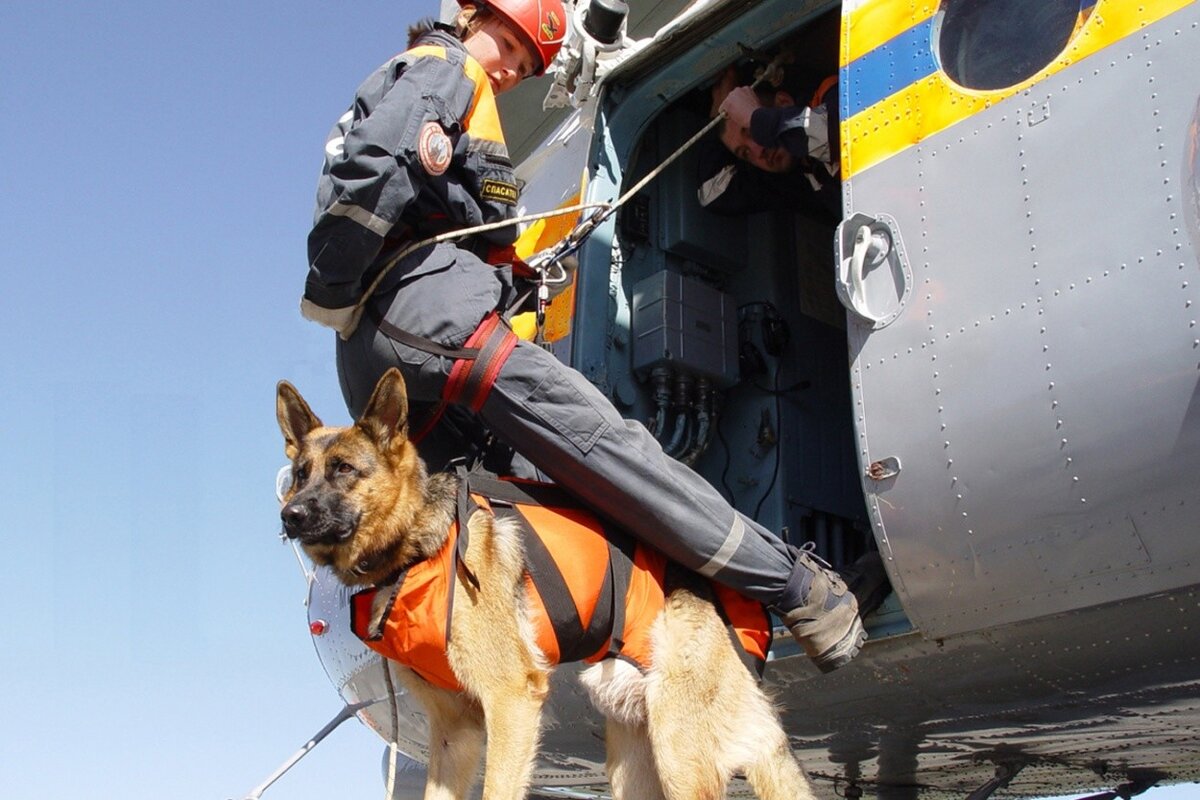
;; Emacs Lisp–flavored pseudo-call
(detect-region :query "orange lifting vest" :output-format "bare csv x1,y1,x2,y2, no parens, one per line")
350,473,771,692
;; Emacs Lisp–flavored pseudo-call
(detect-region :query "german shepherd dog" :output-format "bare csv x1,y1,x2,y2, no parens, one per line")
276,368,816,800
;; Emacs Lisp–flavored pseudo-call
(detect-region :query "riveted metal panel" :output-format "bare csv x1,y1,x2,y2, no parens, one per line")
844,4,1200,638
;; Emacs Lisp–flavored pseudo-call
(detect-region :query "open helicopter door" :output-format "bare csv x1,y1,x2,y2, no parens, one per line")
831,0,1198,639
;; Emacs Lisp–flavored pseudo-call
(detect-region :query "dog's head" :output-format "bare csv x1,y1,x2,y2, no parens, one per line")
275,368,427,584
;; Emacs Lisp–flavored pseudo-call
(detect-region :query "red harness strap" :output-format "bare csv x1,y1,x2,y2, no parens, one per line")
443,312,519,412
366,305,519,444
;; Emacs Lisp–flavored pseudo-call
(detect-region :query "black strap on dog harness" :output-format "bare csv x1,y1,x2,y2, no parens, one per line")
453,465,483,593
367,306,520,444
435,468,764,676
458,469,636,664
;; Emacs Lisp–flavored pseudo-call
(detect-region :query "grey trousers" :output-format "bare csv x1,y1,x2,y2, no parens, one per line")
336,244,799,609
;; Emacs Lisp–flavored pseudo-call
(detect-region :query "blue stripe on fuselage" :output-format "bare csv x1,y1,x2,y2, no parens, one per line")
843,16,939,119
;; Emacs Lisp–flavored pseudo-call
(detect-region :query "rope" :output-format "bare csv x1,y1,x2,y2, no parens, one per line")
533,53,784,267
349,52,789,319
352,201,610,318
382,657,400,800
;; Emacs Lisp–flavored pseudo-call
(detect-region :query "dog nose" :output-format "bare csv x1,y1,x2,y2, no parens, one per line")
281,502,310,536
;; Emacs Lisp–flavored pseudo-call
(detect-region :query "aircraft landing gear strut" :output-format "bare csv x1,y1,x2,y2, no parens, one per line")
966,762,1026,800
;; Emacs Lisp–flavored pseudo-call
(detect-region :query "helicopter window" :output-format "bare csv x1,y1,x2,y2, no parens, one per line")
936,0,1089,91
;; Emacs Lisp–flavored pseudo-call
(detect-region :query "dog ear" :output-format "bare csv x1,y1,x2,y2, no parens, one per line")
358,368,410,448
276,381,323,461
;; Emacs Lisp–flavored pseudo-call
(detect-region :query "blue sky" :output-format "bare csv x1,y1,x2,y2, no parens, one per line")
1,3,1197,800
1,2,415,798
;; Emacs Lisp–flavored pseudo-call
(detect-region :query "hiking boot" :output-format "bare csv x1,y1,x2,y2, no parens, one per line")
779,546,865,673
839,551,891,619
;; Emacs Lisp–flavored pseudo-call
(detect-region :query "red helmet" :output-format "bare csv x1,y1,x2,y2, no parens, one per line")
460,0,567,76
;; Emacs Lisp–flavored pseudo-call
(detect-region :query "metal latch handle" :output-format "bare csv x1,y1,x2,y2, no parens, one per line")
836,213,911,329
849,224,890,320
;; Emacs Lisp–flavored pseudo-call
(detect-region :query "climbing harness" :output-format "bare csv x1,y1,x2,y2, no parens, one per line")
366,305,520,444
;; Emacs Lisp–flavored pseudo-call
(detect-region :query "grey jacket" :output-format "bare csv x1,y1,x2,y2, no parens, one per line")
305,27,520,314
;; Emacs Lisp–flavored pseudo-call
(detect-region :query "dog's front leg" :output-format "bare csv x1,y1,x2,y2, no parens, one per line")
478,687,546,800
425,699,486,800
405,677,486,800
450,514,550,799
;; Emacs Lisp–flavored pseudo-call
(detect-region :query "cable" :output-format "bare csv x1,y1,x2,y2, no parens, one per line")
716,407,736,503
752,357,784,522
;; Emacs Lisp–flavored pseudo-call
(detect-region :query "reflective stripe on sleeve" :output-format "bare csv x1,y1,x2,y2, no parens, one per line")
326,200,394,237
696,515,745,578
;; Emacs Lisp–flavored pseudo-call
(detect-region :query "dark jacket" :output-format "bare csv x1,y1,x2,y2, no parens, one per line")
305,27,520,313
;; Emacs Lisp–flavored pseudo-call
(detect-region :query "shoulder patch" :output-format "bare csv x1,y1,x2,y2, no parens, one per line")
418,121,453,176
481,179,519,206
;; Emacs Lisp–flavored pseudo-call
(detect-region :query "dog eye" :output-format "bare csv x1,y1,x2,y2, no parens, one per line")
336,461,355,475
294,466,309,484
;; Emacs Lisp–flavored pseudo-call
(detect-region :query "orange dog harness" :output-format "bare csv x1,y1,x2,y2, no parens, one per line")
350,472,770,691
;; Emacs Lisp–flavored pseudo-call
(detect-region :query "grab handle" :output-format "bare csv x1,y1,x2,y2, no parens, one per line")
836,213,910,329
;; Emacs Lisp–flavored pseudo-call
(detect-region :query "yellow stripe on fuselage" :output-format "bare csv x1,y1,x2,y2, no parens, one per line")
841,0,1195,180
841,0,937,66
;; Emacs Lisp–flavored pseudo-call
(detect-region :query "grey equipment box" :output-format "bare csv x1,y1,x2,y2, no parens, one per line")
631,270,739,388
